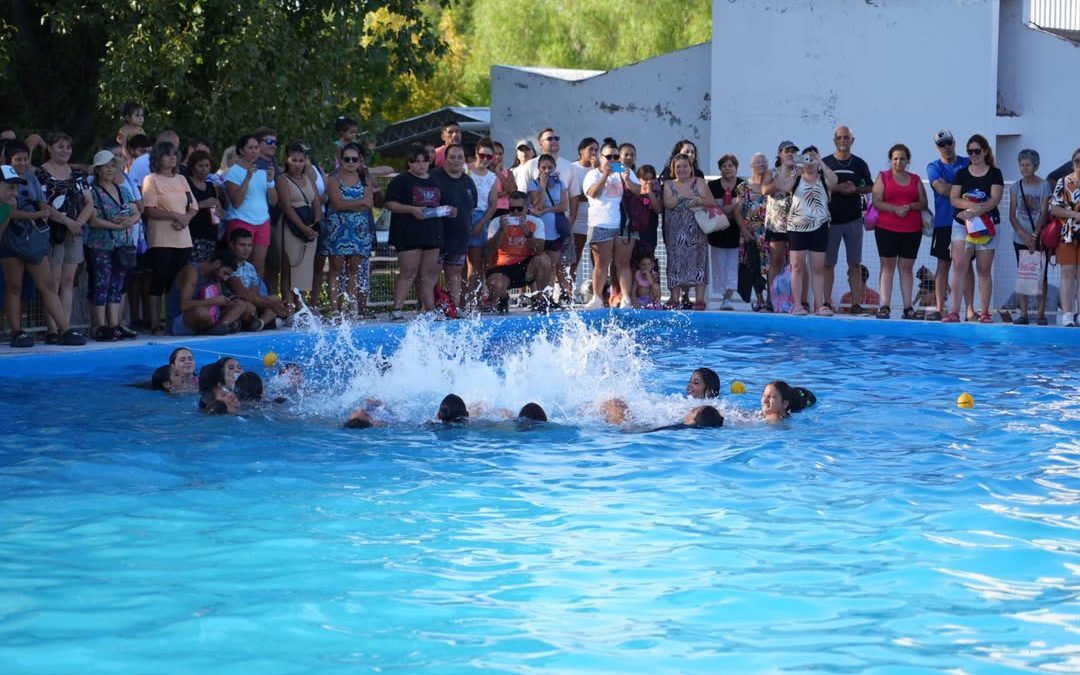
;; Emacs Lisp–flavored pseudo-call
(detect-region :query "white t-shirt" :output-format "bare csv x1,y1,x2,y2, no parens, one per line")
582,168,640,229
467,169,498,211
515,156,575,212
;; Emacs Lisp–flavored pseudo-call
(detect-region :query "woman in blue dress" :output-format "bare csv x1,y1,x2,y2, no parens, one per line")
323,142,374,317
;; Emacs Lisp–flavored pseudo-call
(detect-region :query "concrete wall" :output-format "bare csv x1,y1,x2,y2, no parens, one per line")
490,44,712,169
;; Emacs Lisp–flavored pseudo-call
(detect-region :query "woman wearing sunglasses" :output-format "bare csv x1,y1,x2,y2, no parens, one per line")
465,138,499,308
581,139,641,309
945,134,1003,323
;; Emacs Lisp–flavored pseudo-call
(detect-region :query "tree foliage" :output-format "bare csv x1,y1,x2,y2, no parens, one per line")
0,0,449,161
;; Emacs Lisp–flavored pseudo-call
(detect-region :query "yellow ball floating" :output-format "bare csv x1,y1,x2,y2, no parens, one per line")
957,392,974,409
730,380,747,395
263,351,279,368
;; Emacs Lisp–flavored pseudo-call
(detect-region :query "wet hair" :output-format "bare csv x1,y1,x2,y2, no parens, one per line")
187,149,213,171
150,365,172,391
437,394,469,423
1017,148,1040,168
966,134,995,167
198,362,226,393
767,380,816,414
149,141,177,173
517,402,548,422
344,416,372,429
577,137,598,154
229,228,253,244
234,372,264,400
209,248,239,270
234,134,258,155
169,348,192,366
887,143,911,161
335,116,358,133
121,100,145,119
200,388,228,414
691,367,721,398
792,387,817,412
689,406,724,428
717,154,739,171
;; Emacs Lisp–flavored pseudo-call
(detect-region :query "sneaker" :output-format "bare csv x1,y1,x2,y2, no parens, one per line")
272,317,285,330
618,296,633,309
116,324,138,339
1062,312,1075,327
93,326,114,342
719,303,735,311
245,318,264,332
582,296,605,310
10,331,34,348
57,329,87,346
389,309,406,321
111,326,127,341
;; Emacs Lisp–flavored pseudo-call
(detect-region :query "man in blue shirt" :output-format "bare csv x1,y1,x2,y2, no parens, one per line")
926,130,972,320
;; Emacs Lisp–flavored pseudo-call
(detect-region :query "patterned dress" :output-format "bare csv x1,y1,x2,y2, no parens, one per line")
736,180,769,277
664,180,709,288
323,176,373,257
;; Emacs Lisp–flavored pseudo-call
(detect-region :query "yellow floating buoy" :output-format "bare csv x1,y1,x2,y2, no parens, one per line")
730,380,747,395
263,351,279,368
957,392,974,409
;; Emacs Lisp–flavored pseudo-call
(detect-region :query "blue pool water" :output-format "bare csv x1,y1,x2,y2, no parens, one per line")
1,312,1079,673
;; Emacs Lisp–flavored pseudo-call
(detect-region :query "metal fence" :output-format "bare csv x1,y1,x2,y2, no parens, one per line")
1031,0,1080,30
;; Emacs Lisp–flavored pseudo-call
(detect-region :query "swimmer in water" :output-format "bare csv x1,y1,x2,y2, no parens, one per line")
600,397,723,429
167,347,199,393
437,394,470,424
761,380,816,422
201,383,239,414
686,367,721,399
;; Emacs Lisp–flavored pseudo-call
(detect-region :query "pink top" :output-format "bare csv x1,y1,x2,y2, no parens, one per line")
877,170,922,233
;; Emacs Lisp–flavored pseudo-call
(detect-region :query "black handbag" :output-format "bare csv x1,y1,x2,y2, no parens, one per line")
285,176,317,241
3,219,50,264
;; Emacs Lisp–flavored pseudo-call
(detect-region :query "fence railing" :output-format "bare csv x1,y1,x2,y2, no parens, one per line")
1030,0,1080,30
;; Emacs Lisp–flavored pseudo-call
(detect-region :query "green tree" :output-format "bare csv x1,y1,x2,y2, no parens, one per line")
0,0,449,162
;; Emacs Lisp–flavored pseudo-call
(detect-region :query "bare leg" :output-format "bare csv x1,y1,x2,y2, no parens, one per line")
898,257,915,310
879,257,896,309
25,259,71,333
809,251,826,310
789,249,808,311
613,239,634,305
417,249,442,311
591,240,614,302
251,245,268,281
393,250,421,310
934,258,949,313
950,242,971,315
975,250,994,315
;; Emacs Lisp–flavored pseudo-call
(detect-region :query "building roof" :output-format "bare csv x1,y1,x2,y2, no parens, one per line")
495,65,606,81
374,107,490,156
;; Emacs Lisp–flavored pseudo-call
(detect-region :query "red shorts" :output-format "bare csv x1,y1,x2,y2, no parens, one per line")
226,219,271,247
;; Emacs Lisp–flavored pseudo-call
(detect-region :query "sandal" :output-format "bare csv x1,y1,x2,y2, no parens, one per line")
57,329,87,346
791,305,809,316
10,331,34,348
876,305,891,319
1014,315,1029,325
849,303,865,316
816,305,834,317
901,307,917,320
693,301,706,311
979,312,994,324
924,310,942,321
997,309,1013,323
942,312,960,323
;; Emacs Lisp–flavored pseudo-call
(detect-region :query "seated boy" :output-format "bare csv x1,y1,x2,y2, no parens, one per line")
166,248,255,335
225,228,290,329
484,191,551,312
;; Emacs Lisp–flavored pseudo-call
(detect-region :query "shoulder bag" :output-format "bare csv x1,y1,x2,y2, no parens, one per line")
285,175,317,241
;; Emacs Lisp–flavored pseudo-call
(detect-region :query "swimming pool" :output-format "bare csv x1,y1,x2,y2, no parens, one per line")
1,312,1078,673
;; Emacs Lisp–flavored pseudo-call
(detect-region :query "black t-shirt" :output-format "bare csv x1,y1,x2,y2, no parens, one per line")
384,171,444,250
706,177,743,248
186,176,218,241
951,166,1004,224
432,168,477,256
821,154,871,224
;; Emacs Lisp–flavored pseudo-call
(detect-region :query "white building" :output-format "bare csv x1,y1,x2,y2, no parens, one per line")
491,0,1079,310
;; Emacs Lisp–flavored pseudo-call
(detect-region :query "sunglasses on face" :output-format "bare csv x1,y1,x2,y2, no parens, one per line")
603,154,619,160
342,156,360,163
542,136,560,143
936,140,954,148
509,205,526,212
264,139,277,146
477,152,493,159
967,147,983,155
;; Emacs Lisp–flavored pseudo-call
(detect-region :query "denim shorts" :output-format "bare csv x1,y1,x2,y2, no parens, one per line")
951,223,995,252
589,227,637,244
467,209,488,248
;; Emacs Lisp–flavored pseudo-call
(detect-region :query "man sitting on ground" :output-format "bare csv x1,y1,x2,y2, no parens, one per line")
484,191,551,313
166,248,255,335
225,228,289,329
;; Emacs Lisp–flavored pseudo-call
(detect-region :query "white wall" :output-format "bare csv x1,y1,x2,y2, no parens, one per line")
490,44,712,169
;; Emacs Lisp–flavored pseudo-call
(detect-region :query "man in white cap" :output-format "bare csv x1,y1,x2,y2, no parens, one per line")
926,129,973,321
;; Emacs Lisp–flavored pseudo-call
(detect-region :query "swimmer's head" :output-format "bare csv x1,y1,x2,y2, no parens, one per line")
437,394,469,423
198,362,224,392
684,405,724,428
792,386,816,412
234,372,264,400
169,347,195,375
761,380,795,421
517,402,548,423
151,364,172,391
687,368,720,399
344,408,373,429
601,398,630,425
219,357,243,390
201,385,238,414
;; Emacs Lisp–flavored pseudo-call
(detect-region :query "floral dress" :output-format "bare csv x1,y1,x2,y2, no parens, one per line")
323,175,373,257
663,180,709,288
736,180,769,277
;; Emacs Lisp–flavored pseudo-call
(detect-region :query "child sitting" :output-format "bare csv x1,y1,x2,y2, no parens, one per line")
631,255,662,309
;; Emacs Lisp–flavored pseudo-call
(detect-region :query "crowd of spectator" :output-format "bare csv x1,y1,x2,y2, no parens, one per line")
2,106,1080,349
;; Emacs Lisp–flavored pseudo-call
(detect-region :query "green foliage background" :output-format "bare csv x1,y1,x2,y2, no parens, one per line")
0,0,710,163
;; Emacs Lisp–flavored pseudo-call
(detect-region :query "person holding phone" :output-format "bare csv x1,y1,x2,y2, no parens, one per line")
582,139,641,309
484,191,551,311
224,133,278,284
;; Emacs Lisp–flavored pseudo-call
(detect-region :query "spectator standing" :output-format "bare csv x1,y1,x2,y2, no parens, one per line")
870,144,928,319
821,126,872,313
732,153,772,310
323,142,374,318
465,138,499,308
946,134,1003,324
184,150,222,263
432,121,462,168
86,150,138,341
707,154,744,309
275,141,321,314
661,152,714,310
1007,148,1050,325
433,144,477,307
142,141,197,334
763,141,799,311
568,137,599,296
224,134,278,281
582,140,642,309
1049,147,1080,327
927,130,973,321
